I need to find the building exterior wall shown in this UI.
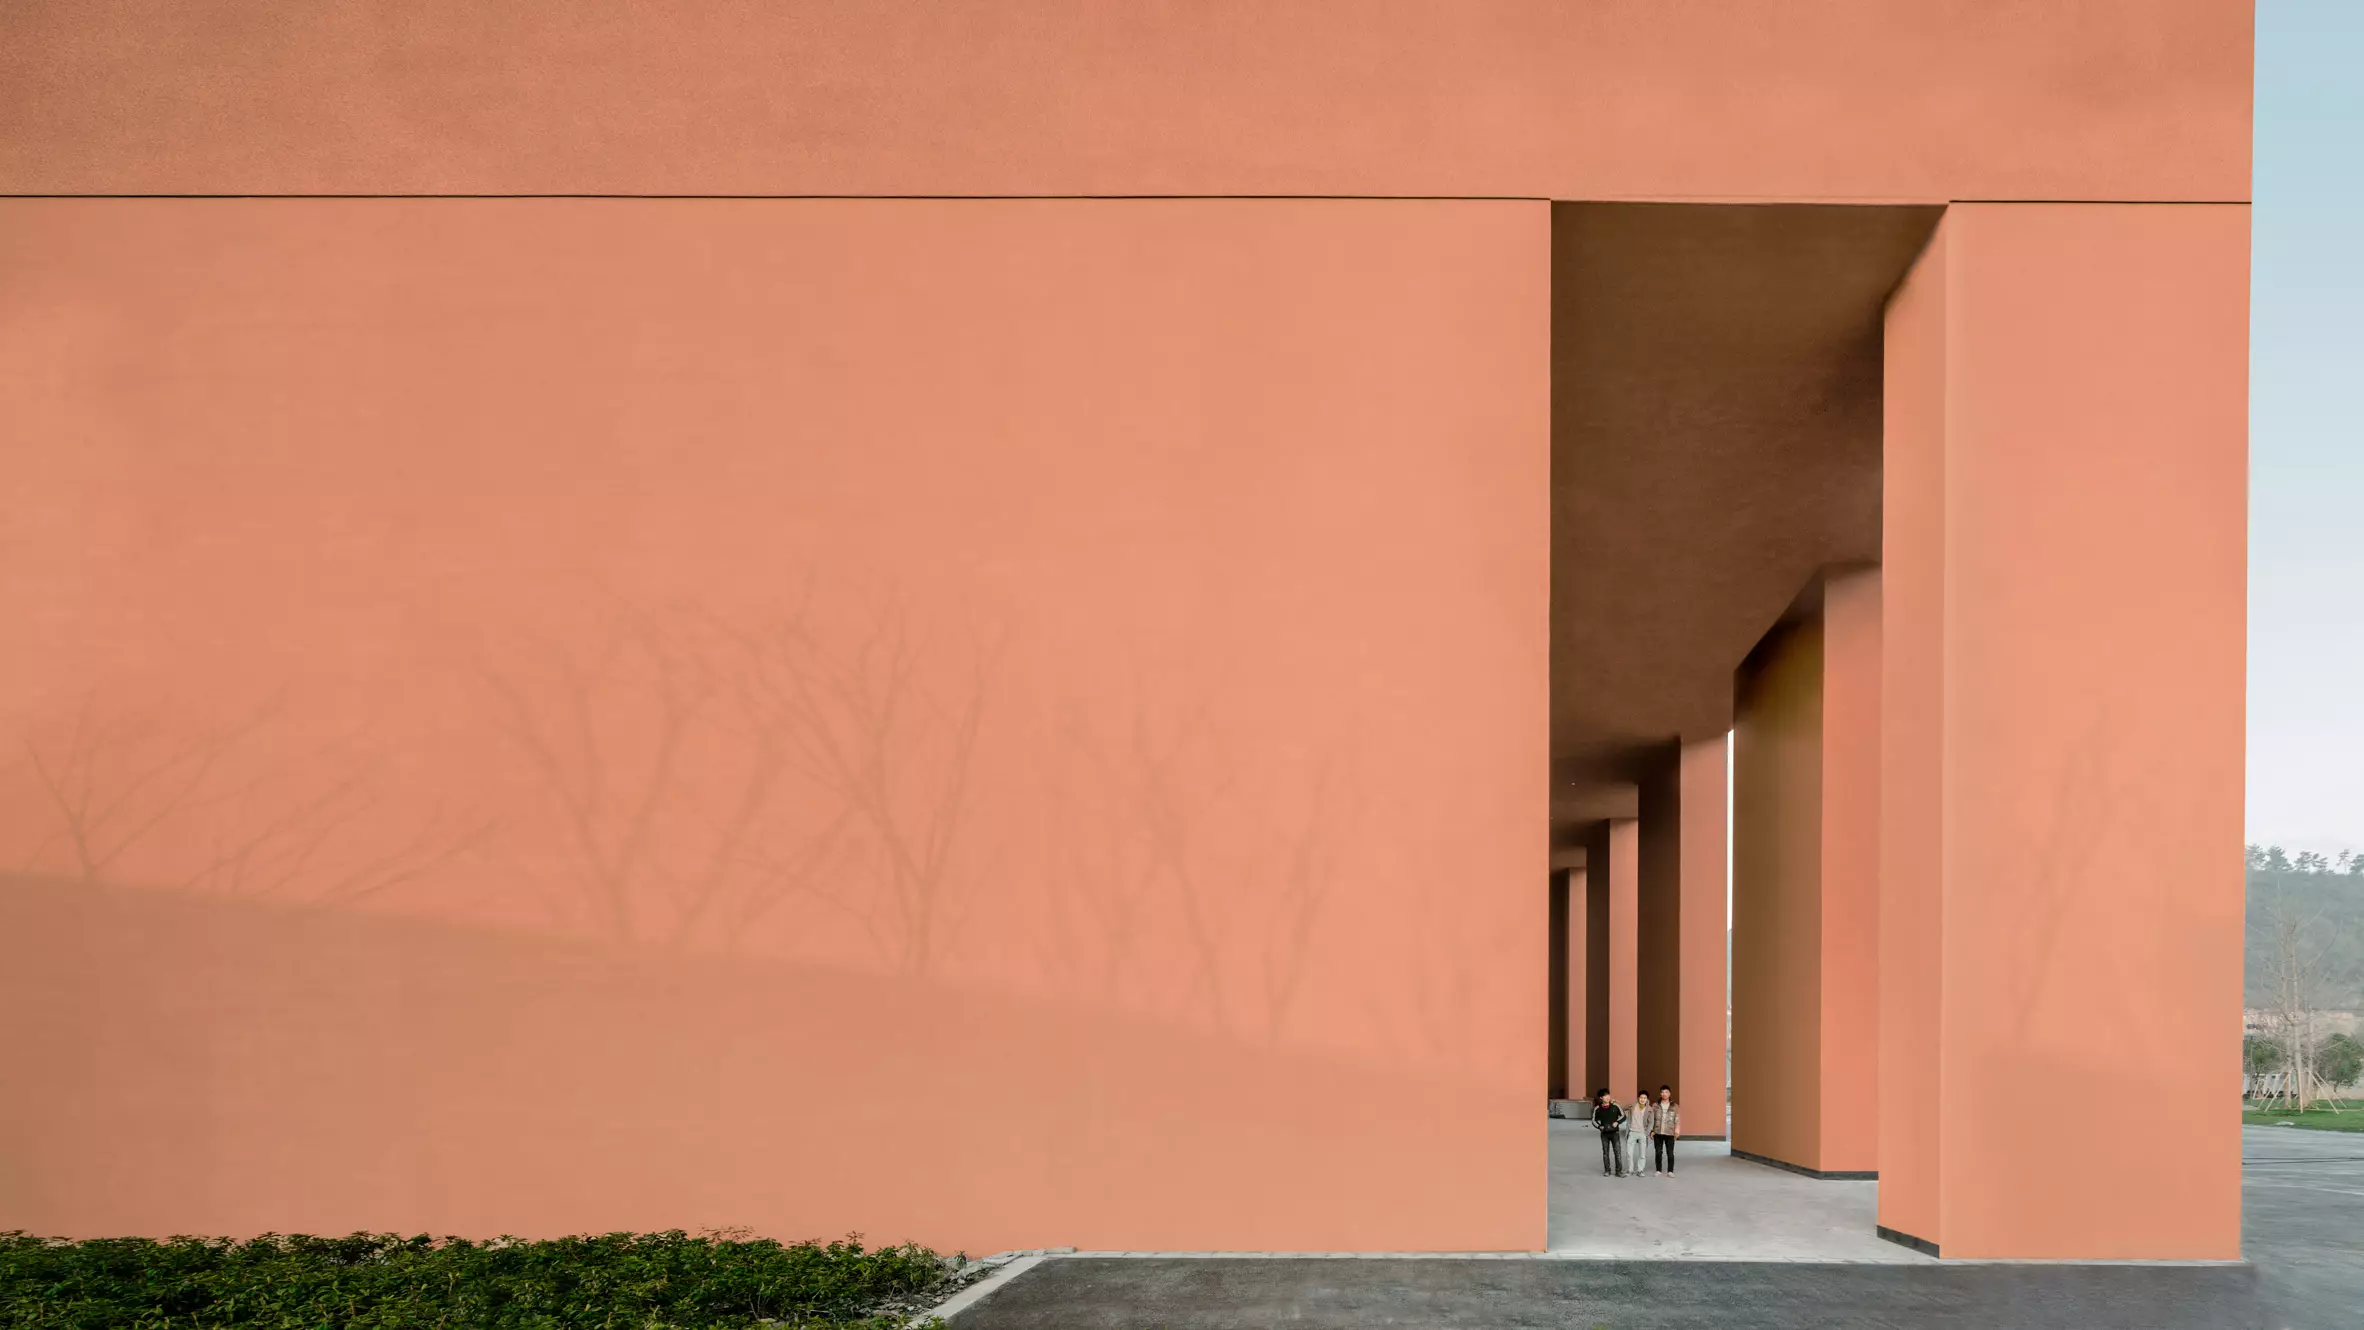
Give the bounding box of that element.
[0,1,2252,201]
[0,1,2257,1262]
[1879,203,2248,1259]
[0,197,1550,1254]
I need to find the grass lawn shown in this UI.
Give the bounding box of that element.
[1,1230,972,1328]
[2244,1098,2364,1132]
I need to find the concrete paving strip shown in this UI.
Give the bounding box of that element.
[952,1256,2269,1330]
[930,1249,1068,1322]
[1059,1249,2243,1266]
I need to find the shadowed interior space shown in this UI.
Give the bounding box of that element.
[1543,199,1932,1130]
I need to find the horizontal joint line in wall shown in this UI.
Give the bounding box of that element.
[0,192,1555,202]
[0,194,2250,205]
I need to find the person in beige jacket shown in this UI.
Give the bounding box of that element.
[1650,1085,1681,1176]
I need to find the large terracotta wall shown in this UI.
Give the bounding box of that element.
[1879,204,2247,1258]
[0,198,1549,1252]
[0,1,2252,201]
[1934,203,2248,1258]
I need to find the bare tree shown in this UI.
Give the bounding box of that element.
[2259,881,2335,1113]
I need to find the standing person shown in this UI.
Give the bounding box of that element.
[1627,1092,1652,1179]
[1652,1084,1680,1177]
[1590,1090,1626,1177]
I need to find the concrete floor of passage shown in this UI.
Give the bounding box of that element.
[1545,1118,1919,1261]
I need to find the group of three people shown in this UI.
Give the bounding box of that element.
[1588,1085,1680,1177]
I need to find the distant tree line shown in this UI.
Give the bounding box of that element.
[2245,845,2364,1012]
[2246,844,2364,876]
[2246,1031,2364,1093]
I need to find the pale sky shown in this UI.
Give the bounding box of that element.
[2248,1,2363,857]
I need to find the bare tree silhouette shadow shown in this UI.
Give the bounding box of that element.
[482,582,999,969]
[1037,669,1364,1043]
[21,689,284,884]
[15,687,494,906]
[1039,681,1238,1026]
[1258,744,1362,1042]
[725,583,1003,977]
[485,603,741,945]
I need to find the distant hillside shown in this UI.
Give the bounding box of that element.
[1719,857,2364,1013]
[2246,857,2364,1011]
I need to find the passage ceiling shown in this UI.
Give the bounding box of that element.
[1549,203,1940,850]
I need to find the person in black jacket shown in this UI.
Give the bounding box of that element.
[1590,1089,1627,1177]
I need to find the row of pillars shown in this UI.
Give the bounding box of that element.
[1549,739,1727,1138]
[1555,204,2248,1260]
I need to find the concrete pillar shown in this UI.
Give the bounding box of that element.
[1637,735,1730,1135]
[1879,204,2247,1259]
[1583,819,1638,1102]
[1547,869,1588,1102]
[1729,570,1880,1177]
[1548,872,1569,1101]
[1819,574,1881,1171]
[1564,868,1588,1101]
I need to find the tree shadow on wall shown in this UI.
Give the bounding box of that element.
[481,582,1000,972]
[1994,698,2235,1061]
[725,584,1003,977]
[1037,673,1362,1044]
[14,687,496,906]
[1363,814,1521,1079]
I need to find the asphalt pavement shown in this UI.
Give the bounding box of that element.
[952,1125,2361,1329]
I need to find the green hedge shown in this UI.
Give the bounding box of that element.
[1,1230,961,1329]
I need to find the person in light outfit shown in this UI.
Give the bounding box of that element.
[1651,1084,1681,1176]
[1627,1092,1652,1179]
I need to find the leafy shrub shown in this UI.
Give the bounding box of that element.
[1,1229,961,1329]
[2318,1032,2364,1089]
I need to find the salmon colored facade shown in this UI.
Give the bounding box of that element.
[1879,204,2249,1259]
[2,2,2251,1260]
